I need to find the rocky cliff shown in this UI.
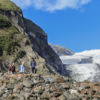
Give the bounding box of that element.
[0,0,66,75]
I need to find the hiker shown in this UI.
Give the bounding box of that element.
[9,63,16,74]
[20,62,25,74]
[30,58,36,73]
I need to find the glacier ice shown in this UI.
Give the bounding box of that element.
[60,49,100,82]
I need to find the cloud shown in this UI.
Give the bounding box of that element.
[11,0,32,9]
[11,0,92,12]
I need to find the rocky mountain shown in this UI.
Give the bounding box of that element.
[50,45,74,56]
[0,0,66,75]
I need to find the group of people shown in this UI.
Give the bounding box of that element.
[9,58,36,74]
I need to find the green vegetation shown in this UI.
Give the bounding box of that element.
[0,0,21,12]
[0,0,28,63]
[0,14,26,57]
[14,51,26,62]
[0,18,21,56]
[0,14,11,28]
[17,51,26,59]
[0,28,19,55]
[0,14,8,21]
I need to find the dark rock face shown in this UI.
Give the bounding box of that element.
[0,0,65,75]
[50,45,74,56]
[24,18,64,75]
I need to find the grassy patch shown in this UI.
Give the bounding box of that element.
[0,0,21,12]
[0,25,21,55]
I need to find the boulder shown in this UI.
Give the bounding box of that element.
[23,79,33,88]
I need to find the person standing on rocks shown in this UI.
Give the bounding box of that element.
[9,63,16,74]
[30,58,36,73]
[20,62,25,74]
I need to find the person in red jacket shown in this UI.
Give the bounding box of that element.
[9,63,16,74]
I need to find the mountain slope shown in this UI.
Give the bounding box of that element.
[0,0,66,75]
[50,45,74,56]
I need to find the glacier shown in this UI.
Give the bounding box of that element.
[60,50,100,82]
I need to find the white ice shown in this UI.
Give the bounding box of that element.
[60,49,100,82]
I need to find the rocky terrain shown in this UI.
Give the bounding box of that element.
[0,73,100,100]
[0,0,66,75]
[50,45,74,56]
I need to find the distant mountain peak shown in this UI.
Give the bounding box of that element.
[50,44,74,56]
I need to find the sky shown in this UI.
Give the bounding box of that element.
[11,0,100,52]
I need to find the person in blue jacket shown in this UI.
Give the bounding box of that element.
[30,58,36,73]
[20,62,25,74]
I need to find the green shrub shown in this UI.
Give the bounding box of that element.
[5,41,19,55]
[17,51,26,59]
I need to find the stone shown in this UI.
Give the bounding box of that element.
[10,78,16,84]
[7,84,14,90]
[24,93,31,99]
[32,79,39,84]
[68,96,80,100]
[43,77,54,83]
[0,83,7,90]
[80,82,91,89]
[92,86,100,92]
[50,97,57,100]
[92,98,99,100]
[33,86,44,94]
[64,91,69,97]
[57,95,67,100]
[23,79,33,88]
[14,84,24,90]
[54,76,66,83]
[20,96,25,100]
[29,97,37,100]
[3,93,9,98]
[40,92,50,99]
[60,83,70,89]
[24,88,31,93]
[69,89,78,95]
